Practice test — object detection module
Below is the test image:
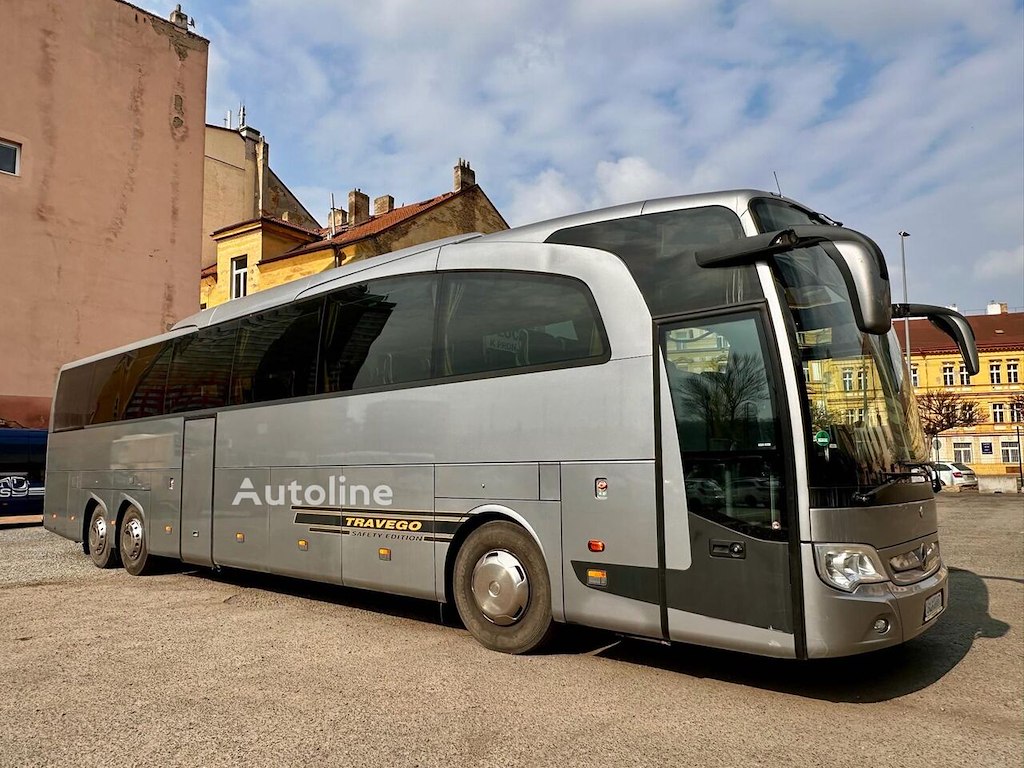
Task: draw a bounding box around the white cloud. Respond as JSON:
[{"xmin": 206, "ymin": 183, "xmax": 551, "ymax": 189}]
[
  {"xmin": 505, "ymin": 169, "xmax": 584, "ymax": 226},
  {"xmin": 165, "ymin": 0, "xmax": 1022, "ymax": 310},
  {"xmin": 976, "ymin": 245, "xmax": 1024, "ymax": 281}
]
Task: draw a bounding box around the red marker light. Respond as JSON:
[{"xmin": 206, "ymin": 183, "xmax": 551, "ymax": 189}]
[{"xmin": 588, "ymin": 539, "xmax": 605, "ymax": 553}]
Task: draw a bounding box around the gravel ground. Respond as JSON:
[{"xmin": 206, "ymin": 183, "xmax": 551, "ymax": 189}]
[{"xmin": 0, "ymin": 494, "xmax": 1021, "ymax": 768}]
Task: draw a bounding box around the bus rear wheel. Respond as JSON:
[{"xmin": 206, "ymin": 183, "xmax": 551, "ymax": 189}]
[
  {"xmin": 119, "ymin": 505, "xmax": 156, "ymax": 576},
  {"xmin": 87, "ymin": 506, "xmax": 120, "ymax": 569},
  {"xmin": 453, "ymin": 521, "xmax": 553, "ymax": 654}
]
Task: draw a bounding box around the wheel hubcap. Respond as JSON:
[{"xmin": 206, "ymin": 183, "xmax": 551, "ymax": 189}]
[
  {"xmin": 471, "ymin": 549, "xmax": 529, "ymax": 626},
  {"xmin": 89, "ymin": 514, "xmax": 107, "ymax": 554},
  {"xmin": 122, "ymin": 516, "xmax": 144, "ymax": 563}
]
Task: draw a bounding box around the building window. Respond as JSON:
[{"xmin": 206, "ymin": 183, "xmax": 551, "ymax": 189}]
[
  {"xmin": 959, "ymin": 365, "xmax": 971, "ymax": 386},
  {"xmin": 844, "ymin": 408, "xmax": 864, "ymax": 425},
  {"xmin": 1008, "ymin": 360, "xmax": 1019, "ymax": 384},
  {"xmin": 990, "ymin": 362, "xmax": 1001, "ymax": 384},
  {"xmin": 942, "ymin": 363, "xmax": 955, "ymax": 386},
  {"xmin": 1001, "ymin": 441, "xmax": 1020, "ymax": 465},
  {"xmin": 953, "ymin": 442, "xmax": 973, "ymax": 463},
  {"xmin": 992, "ymin": 403, "xmax": 1004, "ymax": 423},
  {"xmin": 842, "ymin": 368, "xmax": 853, "ymax": 392},
  {"xmin": 0, "ymin": 139, "xmax": 20, "ymax": 176},
  {"xmin": 1011, "ymin": 402, "xmax": 1023, "ymax": 423},
  {"xmin": 911, "ymin": 365, "xmax": 919, "ymax": 388},
  {"xmin": 231, "ymin": 256, "xmax": 248, "ymax": 300},
  {"xmin": 857, "ymin": 368, "xmax": 867, "ymax": 391}
]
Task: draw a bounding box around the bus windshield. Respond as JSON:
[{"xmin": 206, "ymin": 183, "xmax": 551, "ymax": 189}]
[{"xmin": 772, "ymin": 246, "xmax": 929, "ymax": 508}]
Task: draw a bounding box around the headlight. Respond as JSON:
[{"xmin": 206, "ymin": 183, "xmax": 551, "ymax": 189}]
[{"xmin": 814, "ymin": 543, "xmax": 888, "ymax": 592}]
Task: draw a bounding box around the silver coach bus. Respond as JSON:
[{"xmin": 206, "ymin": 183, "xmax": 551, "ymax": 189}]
[{"xmin": 44, "ymin": 190, "xmax": 979, "ymax": 658}]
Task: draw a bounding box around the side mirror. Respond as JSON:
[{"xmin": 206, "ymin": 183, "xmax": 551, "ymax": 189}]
[
  {"xmin": 892, "ymin": 303, "xmax": 980, "ymax": 376},
  {"xmin": 695, "ymin": 226, "xmax": 892, "ymax": 335}
]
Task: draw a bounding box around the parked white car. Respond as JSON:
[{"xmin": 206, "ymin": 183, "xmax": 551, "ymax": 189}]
[{"xmin": 932, "ymin": 462, "xmax": 979, "ymax": 490}]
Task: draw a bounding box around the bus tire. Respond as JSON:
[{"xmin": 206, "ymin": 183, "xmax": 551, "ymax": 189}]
[
  {"xmin": 453, "ymin": 521, "xmax": 553, "ymax": 654},
  {"xmin": 87, "ymin": 506, "xmax": 120, "ymax": 569},
  {"xmin": 119, "ymin": 505, "xmax": 156, "ymax": 576}
]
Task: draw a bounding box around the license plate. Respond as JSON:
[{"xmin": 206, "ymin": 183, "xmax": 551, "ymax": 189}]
[{"xmin": 924, "ymin": 590, "xmax": 944, "ymax": 623}]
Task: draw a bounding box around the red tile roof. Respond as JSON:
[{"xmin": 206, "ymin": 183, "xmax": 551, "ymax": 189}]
[
  {"xmin": 326, "ymin": 191, "xmax": 457, "ymax": 245},
  {"xmin": 901, "ymin": 311, "xmax": 1024, "ymax": 355},
  {"xmin": 260, "ymin": 188, "xmax": 472, "ymax": 265}
]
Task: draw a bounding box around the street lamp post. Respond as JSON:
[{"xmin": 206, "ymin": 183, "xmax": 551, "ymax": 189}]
[{"xmin": 899, "ymin": 231, "xmax": 911, "ymax": 372}]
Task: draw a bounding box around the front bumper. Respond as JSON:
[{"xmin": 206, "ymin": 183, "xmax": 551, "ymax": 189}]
[{"xmin": 801, "ymin": 542, "xmax": 948, "ymax": 658}]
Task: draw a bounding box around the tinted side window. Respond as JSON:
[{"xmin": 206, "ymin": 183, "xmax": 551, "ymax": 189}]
[
  {"xmin": 165, "ymin": 323, "xmax": 238, "ymax": 414},
  {"xmin": 232, "ymin": 300, "xmax": 323, "ymax": 405},
  {"xmin": 546, "ymin": 207, "xmax": 758, "ymax": 316},
  {"xmin": 91, "ymin": 354, "xmax": 131, "ymax": 425},
  {"xmin": 321, "ymin": 275, "xmax": 437, "ymax": 392},
  {"xmin": 124, "ymin": 343, "xmax": 174, "ymax": 420},
  {"xmin": 53, "ymin": 365, "xmax": 95, "ymax": 430},
  {"xmin": 441, "ymin": 272, "xmax": 607, "ymax": 377},
  {"xmin": 748, "ymin": 198, "xmax": 829, "ymax": 231}
]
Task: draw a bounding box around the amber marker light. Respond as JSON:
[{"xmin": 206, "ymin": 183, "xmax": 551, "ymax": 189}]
[
  {"xmin": 378, "ymin": 548, "xmax": 392, "ymax": 561},
  {"xmin": 586, "ymin": 569, "xmax": 608, "ymax": 587},
  {"xmin": 164, "ymin": 525, "xmax": 173, "ymax": 534},
  {"xmin": 235, "ymin": 532, "xmax": 245, "ymax": 542},
  {"xmin": 587, "ymin": 539, "xmax": 605, "ymax": 553},
  {"xmin": 298, "ymin": 539, "xmax": 308, "ymax": 551}
]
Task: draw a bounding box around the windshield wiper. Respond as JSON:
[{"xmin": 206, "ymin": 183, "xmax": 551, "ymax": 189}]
[{"xmin": 852, "ymin": 463, "xmax": 938, "ymax": 505}]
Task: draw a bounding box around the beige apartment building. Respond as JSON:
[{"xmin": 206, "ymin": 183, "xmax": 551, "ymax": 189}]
[
  {"xmin": 202, "ymin": 121, "xmax": 320, "ymax": 271},
  {"xmin": 0, "ymin": 1, "xmax": 209, "ymax": 427},
  {"xmin": 201, "ymin": 160, "xmax": 507, "ymax": 308}
]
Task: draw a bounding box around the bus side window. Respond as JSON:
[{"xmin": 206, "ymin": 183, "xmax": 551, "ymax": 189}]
[
  {"xmin": 320, "ymin": 275, "xmax": 437, "ymax": 393},
  {"xmin": 231, "ymin": 299, "xmax": 322, "ymax": 405},
  {"xmin": 123, "ymin": 342, "xmax": 173, "ymax": 420},
  {"xmin": 439, "ymin": 272, "xmax": 607, "ymax": 377},
  {"xmin": 165, "ymin": 323, "xmax": 238, "ymax": 414}
]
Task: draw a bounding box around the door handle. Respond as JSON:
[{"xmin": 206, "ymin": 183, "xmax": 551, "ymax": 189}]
[{"xmin": 710, "ymin": 539, "xmax": 746, "ymax": 559}]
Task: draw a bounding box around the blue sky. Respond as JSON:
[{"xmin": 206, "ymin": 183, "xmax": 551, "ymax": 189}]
[{"xmin": 157, "ymin": 0, "xmax": 1022, "ymax": 314}]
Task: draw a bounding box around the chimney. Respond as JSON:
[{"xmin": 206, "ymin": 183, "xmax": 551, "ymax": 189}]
[
  {"xmin": 170, "ymin": 4, "xmax": 189, "ymax": 29},
  {"xmin": 987, "ymin": 300, "xmax": 1008, "ymax": 315},
  {"xmin": 454, "ymin": 158, "xmax": 476, "ymax": 191},
  {"xmin": 374, "ymin": 195, "xmax": 395, "ymax": 216},
  {"xmin": 328, "ymin": 207, "xmax": 348, "ymax": 231},
  {"xmin": 349, "ymin": 189, "xmax": 370, "ymax": 225}
]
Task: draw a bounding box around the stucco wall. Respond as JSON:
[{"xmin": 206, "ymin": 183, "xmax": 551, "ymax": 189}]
[{"xmin": 0, "ymin": 0, "xmax": 209, "ymax": 427}]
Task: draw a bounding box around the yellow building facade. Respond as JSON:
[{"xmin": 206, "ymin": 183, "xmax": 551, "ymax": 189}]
[
  {"xmin": 201, "ymin": 160, "xmax": 507, "ymax": 309},
  {"xmin": 903, "ymin": 308, "xmax": 1024, "ymax": 491}
]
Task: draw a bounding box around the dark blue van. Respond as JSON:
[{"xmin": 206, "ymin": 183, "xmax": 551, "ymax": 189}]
[{"xmin": 0, "ymin": 429, "xmax": 47, "ymax": 516}]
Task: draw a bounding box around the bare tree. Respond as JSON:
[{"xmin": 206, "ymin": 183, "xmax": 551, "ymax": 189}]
[
  {"xmin": 675, "ymin": 353, "xmax": 768, "ymax": 448},
  {"xmin": 809, "ymin": 402, "xmax": 844, "ymax": 433},
  {"xmin": 916, "ymin": 390, "xmax": 982, "ymax": 439}
]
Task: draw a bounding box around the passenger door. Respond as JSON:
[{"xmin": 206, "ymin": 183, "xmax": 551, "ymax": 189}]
[
  {"xmin": 658, "ymin": 309, "xmax": 796, "ymax": 655},
  {"xmin": 180, "ymin": 417, "xmax": 216, "ymax": 566}
]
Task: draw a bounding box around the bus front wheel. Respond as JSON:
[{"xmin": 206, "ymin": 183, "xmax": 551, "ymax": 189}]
[
  {"xmin": 453, "ymin": 521, "xmax": 553, "ymax": 654},
  {"xmin": 87, "ymin": 506, "xmax": 120, "ymax": 569},
  {"xmin": 119, "ymin": 505, "xmax": 156, "ymax": 576}
]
